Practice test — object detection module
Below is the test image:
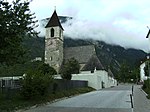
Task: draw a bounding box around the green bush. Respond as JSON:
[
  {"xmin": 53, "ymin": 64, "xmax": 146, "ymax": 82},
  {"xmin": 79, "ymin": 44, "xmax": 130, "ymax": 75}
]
[
  {"xmin": 142, "ymin": 79, "xmax": 150, "ymax": 98},
  {"xmin": 143, "ymin": 79, "xmax": 150, "ymax": 89},
  {"xmin": 21, "ymin": 70, "xmax": 53, "ymax": 100},
  {"xmin": 37, "ymin": 63, "xmax": 57, "ymax": 75}
]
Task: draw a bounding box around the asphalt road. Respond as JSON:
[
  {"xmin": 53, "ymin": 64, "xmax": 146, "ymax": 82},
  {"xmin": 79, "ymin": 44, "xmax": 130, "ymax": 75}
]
[
  {"xmin": 134, "ymin": 85, "xmax": 150, "ymax": 112},
  {"xmin": 23, "ymin": 85, "xmax": 133, "ymax": 112}
]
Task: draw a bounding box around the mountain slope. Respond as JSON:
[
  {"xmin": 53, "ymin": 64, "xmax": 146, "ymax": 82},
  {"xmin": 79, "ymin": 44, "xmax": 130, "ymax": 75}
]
[
  {"xmin": 64, "ymin": 38, "xmax": 146, "ymax": 69},
  {"xmin": 24, "ymin": 37, "xmax": 146, "ymax": 69}
]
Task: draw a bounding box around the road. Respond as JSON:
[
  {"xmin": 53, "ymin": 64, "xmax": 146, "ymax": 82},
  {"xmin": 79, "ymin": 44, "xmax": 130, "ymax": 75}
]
[
  {"xmin": 23, "ymin": 85, "xmax": 133, "ymax": 112},
  {"xmin": 134, "ymin": 85, "xmax": 150, "ymax": 112}
]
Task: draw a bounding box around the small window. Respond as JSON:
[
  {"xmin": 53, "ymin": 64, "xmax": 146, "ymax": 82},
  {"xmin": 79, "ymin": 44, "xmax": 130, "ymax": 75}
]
[
  {"xmin": 50, "ymin": 56, "xmax": 52, "ymax": 61},
  {"xmin": 45, "ymin": 51, "xmax": 47, "ymax": 55},
  {"xmin": 51, "ymin": 28, "xmax": 54, "ymax": 37}
]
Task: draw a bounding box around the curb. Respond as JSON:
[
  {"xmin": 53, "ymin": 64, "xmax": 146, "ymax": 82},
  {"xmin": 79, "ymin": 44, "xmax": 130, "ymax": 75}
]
[{"xmin": 140, "ymin": 88, "xmax": 148, "ymax": 96}]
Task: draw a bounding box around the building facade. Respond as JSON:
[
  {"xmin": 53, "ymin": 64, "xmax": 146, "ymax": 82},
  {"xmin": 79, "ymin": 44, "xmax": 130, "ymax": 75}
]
[
  {"xmin": 45, "ymin": 10, "xmax": 104, "ymax": 73},
  {"xmin": 45, "ymin": 10, "xmax": 64, "ymax": 72}
]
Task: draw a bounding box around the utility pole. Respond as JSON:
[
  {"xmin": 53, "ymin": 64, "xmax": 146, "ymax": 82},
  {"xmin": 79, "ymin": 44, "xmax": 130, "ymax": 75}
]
[
  {"xmin": 147, "ymin": 56, "xmax": 150, "ymax": 78},
  {"xmin": 146, "ymin": 26, "xmax": 150, "ymax": 78}
]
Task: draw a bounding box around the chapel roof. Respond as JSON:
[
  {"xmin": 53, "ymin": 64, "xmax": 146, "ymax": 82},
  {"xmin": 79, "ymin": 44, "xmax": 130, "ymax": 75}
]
[
  {"xmin": 82, "ymin": 54, "xmax": 104, "ymax": 71},
  {"xmin": 108, "ymin": 68, "xmax": 114, "ymax": 78},
  {"xmin": 64, "ymin": 45, "xmax": 96, "ymax": 64},
  {"xmin": 45, "ymin": 10, "xmax": 64, "ymax": 30}
]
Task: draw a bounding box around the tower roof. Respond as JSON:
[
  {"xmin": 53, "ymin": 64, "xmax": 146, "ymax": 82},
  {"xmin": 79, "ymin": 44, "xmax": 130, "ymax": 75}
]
[{"xmin": 45, "ymin": 10, "xmax": 64, "ymax": 30}]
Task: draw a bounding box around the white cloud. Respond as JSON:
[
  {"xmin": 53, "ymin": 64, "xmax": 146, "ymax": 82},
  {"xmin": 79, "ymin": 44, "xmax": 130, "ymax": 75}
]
[{"xmin": 7, "ymin": 0, "xmax": 150, "ymax": 52}]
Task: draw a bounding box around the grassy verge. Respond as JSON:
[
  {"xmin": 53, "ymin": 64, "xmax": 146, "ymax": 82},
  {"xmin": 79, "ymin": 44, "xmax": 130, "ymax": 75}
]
[
  {"xmin": 0, "ymin": 87, "xmax": 95, "ymax": 112},
  {"xmin": 143, "ymin": 88, "xmax": 150, "ymax": 99},
  {"xmin": 142, "ymin": 79, "xmax": 150, "ymax": 99}
]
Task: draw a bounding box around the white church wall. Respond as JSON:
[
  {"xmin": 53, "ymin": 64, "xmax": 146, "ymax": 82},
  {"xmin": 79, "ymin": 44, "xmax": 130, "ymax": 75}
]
[
  {"xmin": 108, "ymin": 76, "xmax": 116, "ymax": 87},
  {"xmin": 54, "ymin": 70, "xmax": 117, "ymax": 90},
  {"xmin": 95, "ymin": 70, "xmax": 109, "ymax": 88},
  {"xmin": 72, "ymin": 73, "xmax": 102, "ymax": 90},
  {"xmin": 80, "ymin": 71, "xmax": 92, "ymax": 74}
]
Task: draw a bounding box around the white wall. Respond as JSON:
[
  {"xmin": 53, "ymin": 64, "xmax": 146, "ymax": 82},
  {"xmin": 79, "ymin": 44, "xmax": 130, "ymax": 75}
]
[
  {"xmin": 72, "ymin": 73, "xmax": 102, "ymax": 90},
  {"xmin": 80, "ymin": 71, "xmax": 92, "ymax": 74},
  {"xmin": 95, "ymin": 70, "xmax": 108, "ymax": 88},
  {"xmin": 140, "ymin": 62, "xmax": 147, "ymax": 82},
  {"xmin": 72, "ymin": 70, "xmax": 117, "ymax": 90},
  {"xmin": 54, "ymin": 70, "xmax": 117, "ymax": 90}
]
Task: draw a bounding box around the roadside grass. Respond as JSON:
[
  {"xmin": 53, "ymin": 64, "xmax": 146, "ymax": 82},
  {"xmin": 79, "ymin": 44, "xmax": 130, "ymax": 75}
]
[
  {"xmin": 142, "ymin": 88, "xmax": 150, "ymax": 99},
  {"xmin": 0, "ymin": 87, "xmax": 95, "ymax": 112},
  {"xmin": 142, "ymin": 79, "xmax": 150, "ymax": 99}
]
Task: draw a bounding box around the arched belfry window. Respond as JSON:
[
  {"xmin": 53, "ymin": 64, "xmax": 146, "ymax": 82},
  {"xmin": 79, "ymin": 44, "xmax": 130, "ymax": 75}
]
[{"xmin": 51, "ymin": 28, "xmax": 54, "ymax": 37}]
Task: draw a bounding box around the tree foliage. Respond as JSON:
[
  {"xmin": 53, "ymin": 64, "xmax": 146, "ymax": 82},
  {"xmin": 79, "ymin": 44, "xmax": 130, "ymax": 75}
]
[
  {"xmin": 21, "ymin": 70, "xmax": 53, "ymax": 100},
  {"xmin": 144, "ymin": 61, "xmax": 150, "ymax": 77},
  {"xmin": 0, "ymin": 0, "xmax": 38, "ymax": 65},
  {"xmin": 142, "ymin": 79, "xmax": 150, "ymax": 98},
  {"xmin": 61, "ymin": 58, "xmax": 80, "ymax": 80},
  {"xmin": 118, "ymin": 61, "xmax": 140, "ymax": 83},
  {"xmin": 118, "ymin": 61, "xmax": 130, "ymax": 82},
  {"xmin": 20, "ymin": 61, "xmax": 56, "ymax": 99},
  {"xmin": 38, "ymin": 63, "xmax": 57, "ymax": 75},
  {"xmin": 0, "ymin": 61, "xmax": 57, "ymax": 77}
]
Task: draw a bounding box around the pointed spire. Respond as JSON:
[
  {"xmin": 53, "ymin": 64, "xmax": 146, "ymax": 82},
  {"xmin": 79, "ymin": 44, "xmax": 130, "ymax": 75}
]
[{"xmin": 45, "ymin": 10, "xmax": 64, "ymax": 30}]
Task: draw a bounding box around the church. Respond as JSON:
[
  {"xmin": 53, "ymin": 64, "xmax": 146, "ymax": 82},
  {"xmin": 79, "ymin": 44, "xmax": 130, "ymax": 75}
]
[{"xmin": 45, "ymin": 10, "xmax": 104, "ymax": 73}]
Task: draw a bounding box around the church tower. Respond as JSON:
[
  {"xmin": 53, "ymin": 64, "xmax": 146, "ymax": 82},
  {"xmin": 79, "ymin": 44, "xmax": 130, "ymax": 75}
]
[{"xmin": 45, "ymin": 10, "xmax": 64, "ymax": 73}]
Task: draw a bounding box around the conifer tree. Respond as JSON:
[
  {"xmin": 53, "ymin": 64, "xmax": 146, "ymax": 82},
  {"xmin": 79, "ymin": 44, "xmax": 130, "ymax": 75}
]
[{"xmin": 0, "ymin": 0, "xmax": 38, "ymax": 65}]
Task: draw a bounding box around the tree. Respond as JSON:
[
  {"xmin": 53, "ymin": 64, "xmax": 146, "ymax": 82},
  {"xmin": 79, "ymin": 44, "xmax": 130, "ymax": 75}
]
[
  {"xmin": 37, "ymin": 63, "xmax": 57, "ymax": 75},
  {"xmin": 144, "ymin": 61, "xmax": 150, "ymax": 77},
  {"xmin": 0, "ymin": 0, "xmax": 38, "ymax": 65},
  {"xmin": 61, "ymin": 58, "xmax": 80, "ymax": 80},
  {"xmin": 130, "ymin": 68, "xmax": 140, "ymax": 83},
  {"xmin": 21, "ymin": 61, "xmax": 56, "ymax": 99},
  {"xmin": 21, "ymin": 70, "xmax": 53, "ymax": 100},
  {"xmin": 118, "ymin": 61, "xmax": 130, "ymax": 82}
]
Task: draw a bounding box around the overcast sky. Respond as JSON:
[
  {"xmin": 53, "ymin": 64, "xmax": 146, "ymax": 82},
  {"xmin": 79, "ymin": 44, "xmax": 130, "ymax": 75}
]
[{"xmin": 9, "ymin": 0, "xmax": 150, "ymax": 52}]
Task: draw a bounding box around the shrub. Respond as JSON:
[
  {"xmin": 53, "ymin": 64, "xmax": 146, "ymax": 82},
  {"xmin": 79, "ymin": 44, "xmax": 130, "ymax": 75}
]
[
  {"xmin": 21, "ymin": 70, "xmax": 53, "ymax": 100},
  {"xmin": 143, "ymin": 79, "xmax": 150, "ymax": 89},
  {"xmin": 37, "ymin": 63, "xmax": 57, "ymax": 75},
  {"xmin": 142, "ymin": 79, "xmax": 150, "ymax": 98}
]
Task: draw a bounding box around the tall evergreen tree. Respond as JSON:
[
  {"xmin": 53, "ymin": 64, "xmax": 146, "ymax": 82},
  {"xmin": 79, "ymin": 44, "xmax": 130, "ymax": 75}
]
[
  {"xmin": 0, "ymin": 0, "xmax": 38, "ymax": 65},
  {"xmin": 118, "ymin": 61, "xmax": 130, "ymax": 82}
]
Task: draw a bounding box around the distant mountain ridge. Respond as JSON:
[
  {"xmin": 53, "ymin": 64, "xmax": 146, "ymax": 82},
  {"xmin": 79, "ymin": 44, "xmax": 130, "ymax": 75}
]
[
  {"xmin": 63, "ymin": 38, "xmax": 146, "ymax": 70},
  {"xmin": 23, "ymin": 37, "xmax": 146, "ymax": 68}
]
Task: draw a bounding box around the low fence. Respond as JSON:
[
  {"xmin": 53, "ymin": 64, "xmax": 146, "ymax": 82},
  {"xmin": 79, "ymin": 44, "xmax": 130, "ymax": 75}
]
[
  {"xmin": 51, "ymin": 79, "xmax": 88, "ymax": 92},
  {"xmin": 0, "ymin": 79, "xmax": 88, "ymax": 96},
  {"xmin": 0, "ymin": 76, "xmax": 22, "ymax": 88},
  {"xmin": 0, "ymin": 79, "xmax": 21, "ymax": 89}
]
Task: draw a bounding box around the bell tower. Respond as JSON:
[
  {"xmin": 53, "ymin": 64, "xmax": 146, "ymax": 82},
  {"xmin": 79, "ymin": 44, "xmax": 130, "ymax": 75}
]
[{"xmin": 45, "ymin": 10, "xmax": 64, "ymax": 73}]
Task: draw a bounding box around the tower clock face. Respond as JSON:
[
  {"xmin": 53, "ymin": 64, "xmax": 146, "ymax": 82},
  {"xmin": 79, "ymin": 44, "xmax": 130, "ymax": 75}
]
[{"xmin": 47, "ymin": 39, "xmax": 56, "ymax": 48}]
